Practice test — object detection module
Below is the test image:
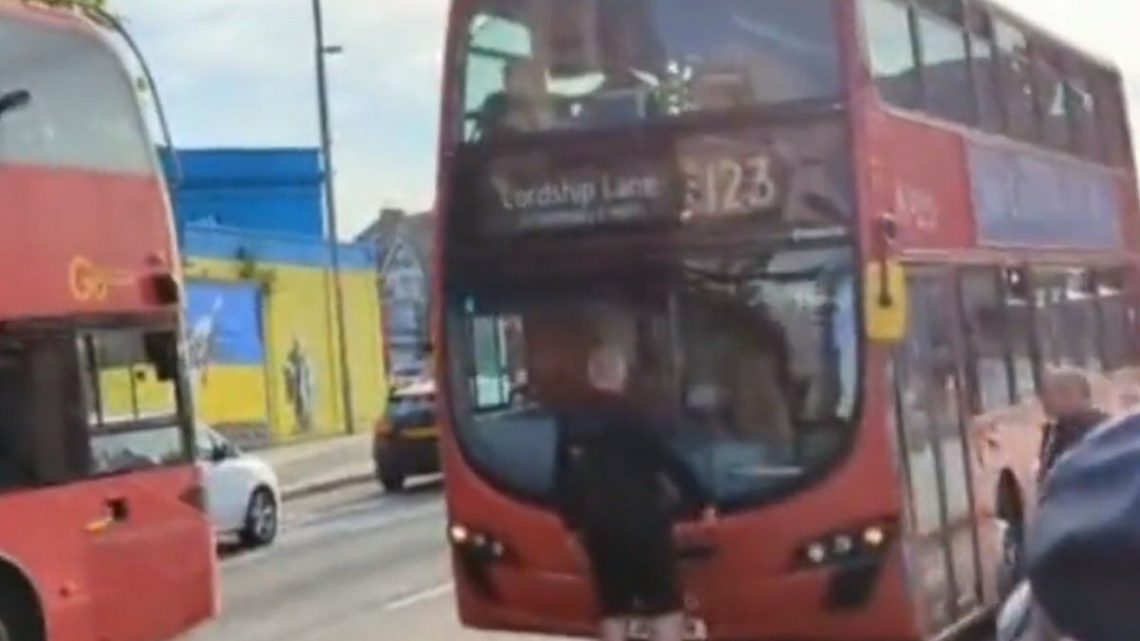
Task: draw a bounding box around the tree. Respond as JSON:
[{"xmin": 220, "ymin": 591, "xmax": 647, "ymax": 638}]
[{"xmin": 35, "ymin": 0, "xmax": 117, "ymax": 27}]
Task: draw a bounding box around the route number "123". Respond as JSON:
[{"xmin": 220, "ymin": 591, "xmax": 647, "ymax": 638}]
[{"xmin": 683, "ymin": 154, "xmax": 781, "ymax": 220}]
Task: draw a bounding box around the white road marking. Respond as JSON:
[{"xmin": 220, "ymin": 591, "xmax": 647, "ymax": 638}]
[
  {"xmin": 382, "ymin": 582, "xmax": 455, "ymax": 611},
  {"xmin": 221, "ymin": 498, "xmax": 445, "ymax": 571}
]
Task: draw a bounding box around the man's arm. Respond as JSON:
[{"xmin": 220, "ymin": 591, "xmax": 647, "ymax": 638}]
[
  {"xmin": 641, "ymin": 429, "xmax": 707, "ymax": 507},
  {"xmin": 552, "ymin": 418, "xmax": 585, "ymax": 531}
]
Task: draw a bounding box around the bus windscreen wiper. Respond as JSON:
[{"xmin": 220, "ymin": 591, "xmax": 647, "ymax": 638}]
[{"xmin": 0, "ymin": 89, "xmax": 31, "ymax": 119}]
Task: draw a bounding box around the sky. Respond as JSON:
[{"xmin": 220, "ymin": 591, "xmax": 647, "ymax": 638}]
[{"xmin": 113, "ymin": 0, "xmax": 1140, "ymax": 240}]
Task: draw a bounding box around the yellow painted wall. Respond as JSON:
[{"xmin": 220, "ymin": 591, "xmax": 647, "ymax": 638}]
[
  {"xmin": 184, "ymin": 257, "xmax": 387, "ymax": 444},
  {"xmin": 194, "ymin": 367, "xmax": 269, "ymax": 426},
  {"xmin": 98, "ymin": 366, "xmax": 176, "ymax": 420}
]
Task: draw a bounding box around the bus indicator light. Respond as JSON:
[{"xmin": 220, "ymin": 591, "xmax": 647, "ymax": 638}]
[
  {"xmin": 863, "ymin": 527, "xmax": 886, "ymax": 548},
  {"xmin": 806, "ymin": 543, "xmax": 828, "ymax": 565},
  {"xmin": 833, "ymin": 535, "xmax": 855, "ymax": 556},
  {"xmin": 800, "ymin": 522, "xmax": 895, "ymax": 568},
  {"xmin": 449, "ymin": 524, "xmax": 509, "ymax": 562},
  {"xmin": 449, "ymin": 524, "xmax": 470, "ymax": 545}
]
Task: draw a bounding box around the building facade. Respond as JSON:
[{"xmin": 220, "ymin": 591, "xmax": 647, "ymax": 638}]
[
  {"xmin": 358, "ymin": 209, "xmax": 434, "ymax": 384},
  {"xmin": 165, "ymin": 148, "xmax": 388, "ymax": 447}
]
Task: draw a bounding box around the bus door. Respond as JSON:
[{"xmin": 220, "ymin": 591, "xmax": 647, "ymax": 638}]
[{"xmin": 893, "ymin": 273, "xmax": 982, "ymax": 633}]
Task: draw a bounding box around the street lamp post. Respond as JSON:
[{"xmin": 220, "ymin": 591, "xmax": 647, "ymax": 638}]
[{"xmin": 311, "ymin": 0, "xmax": 356, "ymax": 434}]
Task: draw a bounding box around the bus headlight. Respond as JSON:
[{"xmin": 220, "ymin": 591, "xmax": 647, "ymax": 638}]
[
  {"xmin": 799, "ymin": 521, "xmax": 895, "ymax": 568},
  {"xmin": 448, "ymin": 523, "xmax": 508, "ymax": 562},
  {"xmin": 863, "ymin": 526, "xmax": 887, "ymax": 548},
  {"xmin": 449, "ymin": 524, "xmax": 470, "ymax": 545},
  {"xmin": 806, "ymin": 542, "xmax": 828, "ymax": 565}
]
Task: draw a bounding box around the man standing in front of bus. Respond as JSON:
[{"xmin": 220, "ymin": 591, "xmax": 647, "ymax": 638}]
[
  {"xmin": 1038, "ymin": 367, "xmax": 1108, "ymax": 485},
  {"xmin": 557, "ymin": 339, "xmax": 707, "ymax": 641}
]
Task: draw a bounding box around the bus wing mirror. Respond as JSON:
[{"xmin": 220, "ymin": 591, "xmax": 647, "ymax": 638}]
[
  {"xmin": 864, "ymin": 261, "xmax": 908, "ymax": 344},
  {"xmin": 144, "ymin": 332, "xmax": 180, "ymax": 381}
]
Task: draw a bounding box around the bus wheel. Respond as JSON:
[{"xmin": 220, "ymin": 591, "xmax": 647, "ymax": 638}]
[
  {"xmin": 998, "ymin": 519, "xmax": 1025, "ymax": 595},
  {"xmin": 241, "ymin": 488, "xmax": 279, "ymax": 548},
  {"xmin": 997, "ymin": 479, "xmax": 1026, "ymax": 597},
  {"xmin": 380, "ymin": 473, "xmax": 406, "ymax": 493},
  {"xmin": 0, "ymin": 576, "xmax": 43, "ymax": 641}
]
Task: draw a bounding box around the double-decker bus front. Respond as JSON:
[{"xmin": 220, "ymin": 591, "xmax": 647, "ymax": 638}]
[
  {"xmin": 437, "ymin": 1, "xmax": 915, "ymax": 639},
  {"xmin": 0, "ymin": 3, "xmax": 217, "ymax": 641}
]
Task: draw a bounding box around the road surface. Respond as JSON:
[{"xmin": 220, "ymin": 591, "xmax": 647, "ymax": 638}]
[
  {"xmin": 183, "ymin": 480, "xmax": 553, "ymax": 641},
  {"xmin": 184, "ymin": 480, "xmax": 994, "ymax": 641}
]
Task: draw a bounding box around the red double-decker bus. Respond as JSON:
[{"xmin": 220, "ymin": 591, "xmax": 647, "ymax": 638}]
[
  {"xmin": 435, "ymin": 1, "xmax": 1140, "ymax": 639},
  {"xmin": 0, "ymin": 3, "xmax": 217, "ymax": 641}
]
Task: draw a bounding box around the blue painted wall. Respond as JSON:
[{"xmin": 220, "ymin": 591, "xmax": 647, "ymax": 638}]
[
  {"xmin": 160, "ymin": 148, "xmax": 325, "ymax": 239},
  {"xmin": 182, "ymin": 225, "xmax": 377, "ymax": 271}
]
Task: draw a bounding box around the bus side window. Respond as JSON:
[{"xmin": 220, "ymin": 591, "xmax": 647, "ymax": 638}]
[
  {"xmin": 1034, "ymin": 271, "xmax": 1101, "ymax": 372},
  {"xmin": 959, "ymin": 269, "xmax": 1015, "ymax": 413},
  {"xmin": 916, "ymin": 9, "xmax": 974, "ymax": 126},
  {"xmin": 81, "ymin": 329, "xmax": 190, "ymax": 476},
  {"xmin": 1001, "ymin": 269, "xmax": 1038, "ymax": 400},
  {"xmin": 1033, "ymin": 46, "xmax": 1073, "ymax": 152},
  {"xmin": 967, "ymin": 8, "xmax": 1005, "ymax": 133},
  {"xmin": 1065, "ymin": 62, "xmax": 1102, "ymax": 161},
  {"xmin": 859, "ymin": 0, "xmax": 923, "ymax": 111},
  {"xmin": 994, "ymin": 19, "xmax": 1038, "ymax": 142},
  {"xmin": 1097, "ymin": 270, "xmax": 1134, "ymax": 371},
  {"xmin": 1094, "ymin": 69, "xmax": 1131, "ymax": 166},
  {"xmin": 1064, "ymin": 271, "xmax": 1103, "ymax": 372},
  {"xmin": 0, "ymin": 333, "xmax": 89, "ymax": 490}
]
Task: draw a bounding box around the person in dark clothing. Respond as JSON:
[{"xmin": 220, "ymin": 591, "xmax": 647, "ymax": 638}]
[
  {"xmin": 1037, "ymin": 368, "xmax": 1109, "ymax": 485},
  {"xmin": 557, "ymin": 344, "xmax": 707, "ymax": 641},
  {"xmin": 1028, "ymin": 410, "xmax": 1140, "ymax": 641}
]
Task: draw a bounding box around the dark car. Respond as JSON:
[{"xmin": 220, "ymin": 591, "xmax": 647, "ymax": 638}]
[{"xmin": 373, "ymin": 380, "xmax": 439, "ymax": 491}]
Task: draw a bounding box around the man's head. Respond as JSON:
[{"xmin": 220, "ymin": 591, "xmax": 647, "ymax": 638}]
[
  {"xmin": 1041, "ymin": 367, "xmax": 1095, "ymax": 420},
  {"xmin": 586, "ymin": 343, "xmax": 630, "ymax": 396}
]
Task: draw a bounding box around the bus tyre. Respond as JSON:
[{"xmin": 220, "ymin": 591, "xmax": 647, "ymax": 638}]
[
  {"xmin": 380, "ymin": 472, "xmax": 406, "ymax": 493},
  {"xmin": 241, "ymin": 488, "xmax": 279, "ymax": 548},
  {"xmin": 997, "ymin": 518, "xmax": 1025, "ymax": 598},
  {"xmin": 0, "ymin": 580, "xmax": 41, "ymax": 641}
]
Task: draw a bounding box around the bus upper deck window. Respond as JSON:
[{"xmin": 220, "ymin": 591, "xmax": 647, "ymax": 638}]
[
  {"xmin": 995, "ymin": 20, "xmax": 1039, "ymax": 142},
  {"xmin": 461, "ymin": 0, "xmax": 841, "ymax": 141},
  {"xmin": 860, "ymin": 0, "xmax": 922, "ymax": 111}
]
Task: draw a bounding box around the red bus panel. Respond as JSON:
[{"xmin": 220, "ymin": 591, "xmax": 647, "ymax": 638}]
[
  {"xmin": 0, "ymin": 165, "xmax": 176, "ymax": 320},
  {"xmin": 0, "ymin": 5, "xmax": 217, "ymax": 641}
]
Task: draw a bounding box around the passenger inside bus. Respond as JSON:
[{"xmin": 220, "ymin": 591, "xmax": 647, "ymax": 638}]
[
  {"xmin": 462, "ymin": 0, "xmax": 842, "ymax": 140},
  {"xmin": 476, "ymin": 60, "xmax": 555, "ymax": 139}
]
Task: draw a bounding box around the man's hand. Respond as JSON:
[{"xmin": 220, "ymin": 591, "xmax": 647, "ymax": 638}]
[
  {"xmin": 700, "ymin": 505, "xmax": 718, "ymax": 525},
  {"xmin": 566, "ymin": 532, "xmax": 589, "ymax": 568}
]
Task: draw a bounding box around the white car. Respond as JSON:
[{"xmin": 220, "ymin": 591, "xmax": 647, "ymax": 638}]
[{"xmin": 196, "ymin": 426, "xmax": 281, "ymax": 548}]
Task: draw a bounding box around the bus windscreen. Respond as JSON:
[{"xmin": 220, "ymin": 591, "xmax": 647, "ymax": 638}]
[
  {"xmin": 0, "ymin": 15, "xmax": 154, "ymax": 174},
  {"xmin": 460, "ymin": 0, "xmax": 842, "ymax": 142},
  {"xmin": 446, "ymin": 245, "xmax": 858, "ymax": 509}
]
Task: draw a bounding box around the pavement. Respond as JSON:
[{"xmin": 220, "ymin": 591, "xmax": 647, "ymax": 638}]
[{"xmin": 255, "ymin": 433, "xmax": 376, "ymax": 501}]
